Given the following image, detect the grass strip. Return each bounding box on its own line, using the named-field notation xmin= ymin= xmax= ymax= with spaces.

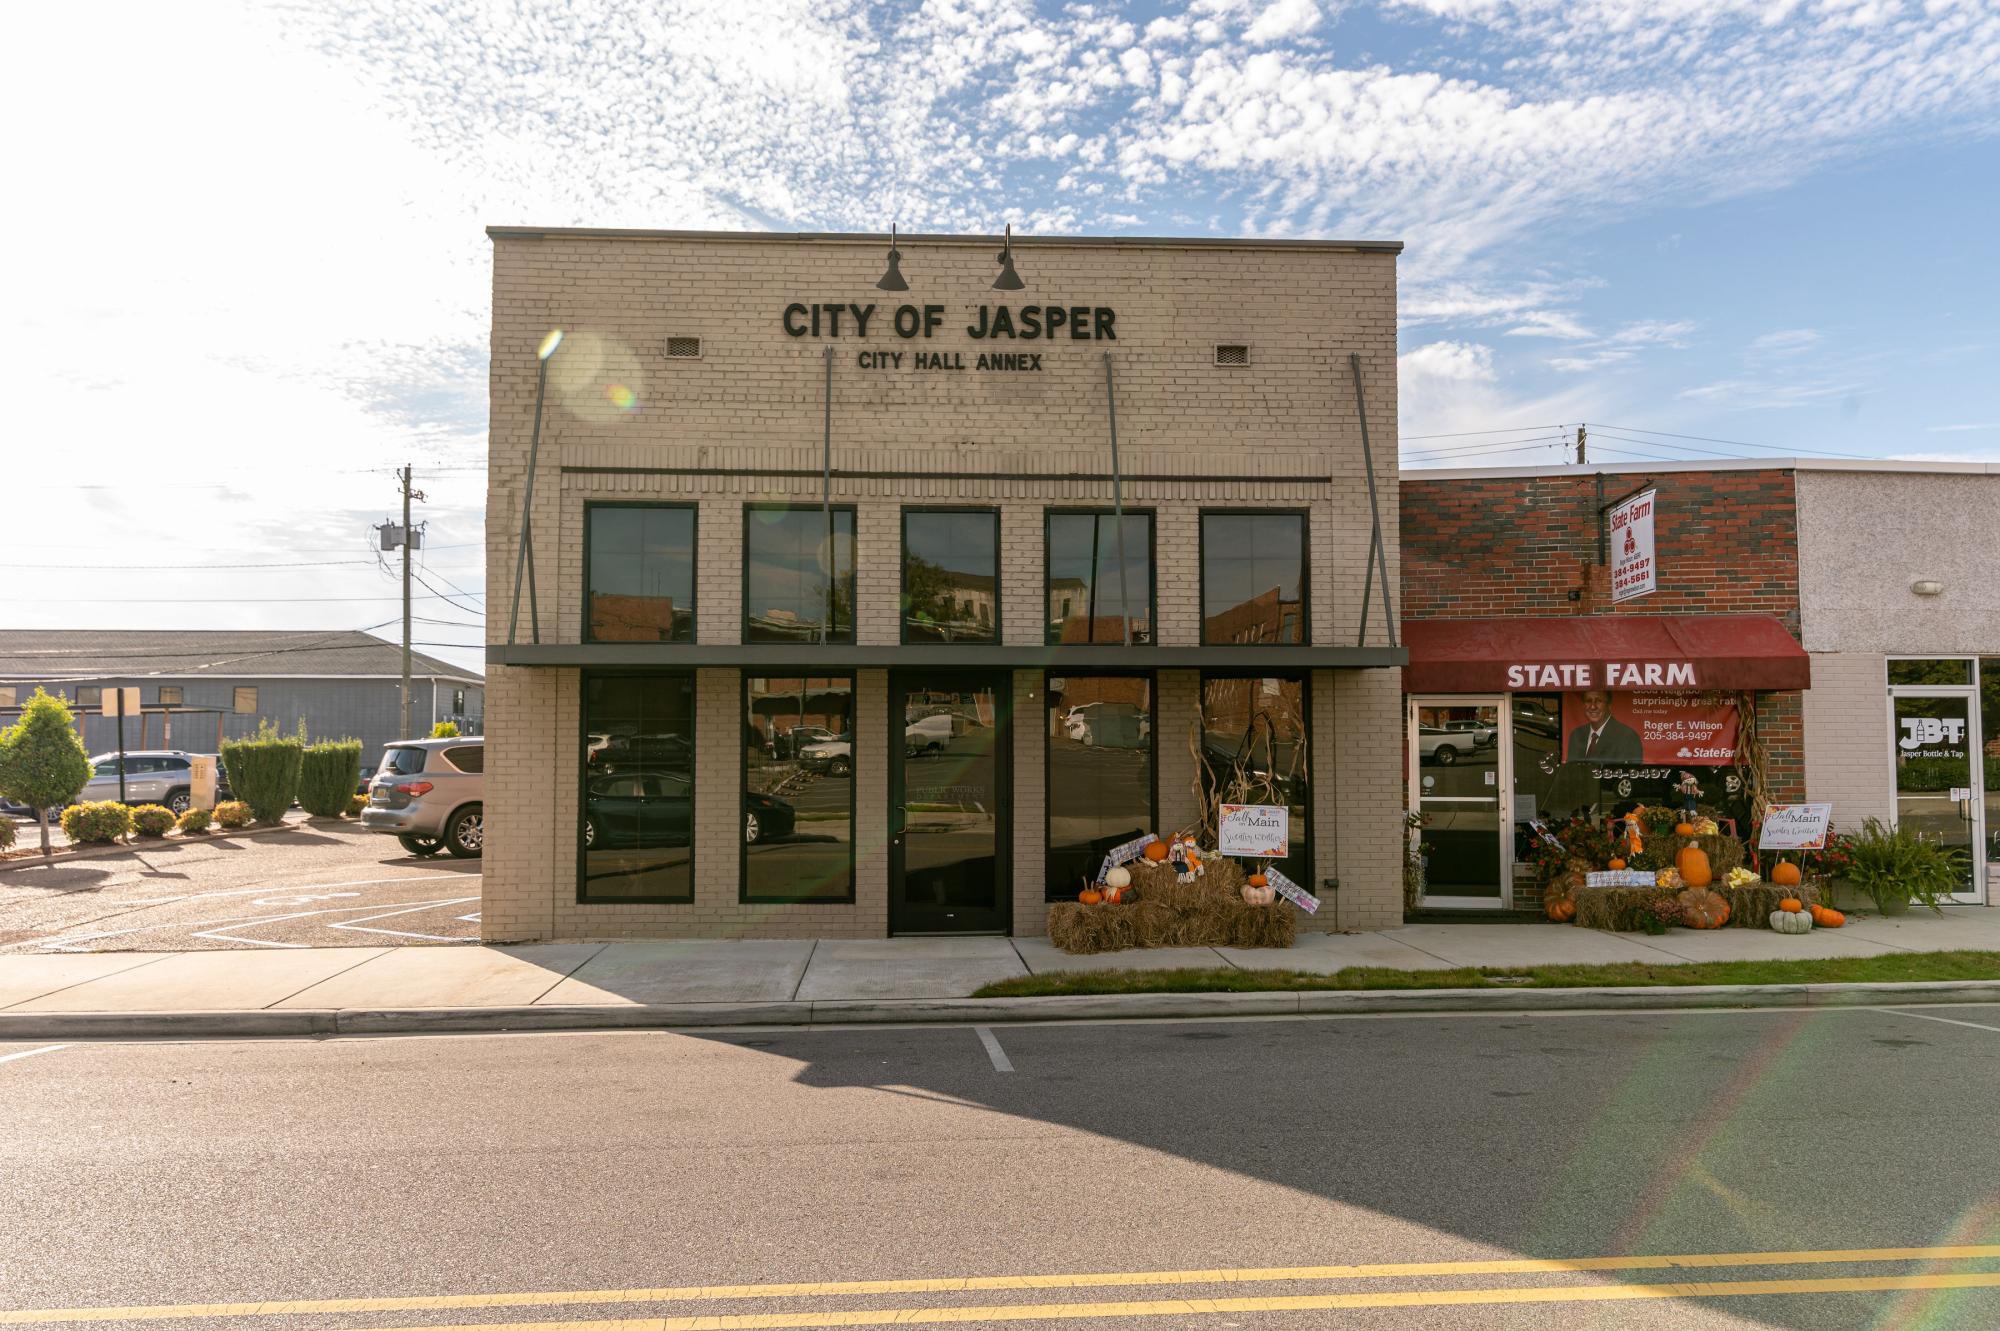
xmin=971 ymin=950 xmax=2000 ymax=998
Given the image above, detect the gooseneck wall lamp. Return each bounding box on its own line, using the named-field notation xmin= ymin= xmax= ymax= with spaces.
xmin=992 ymin=222 xmax=1026 ymax=290
xmin=875 ymin=224 xmax=909 ymax=291
xmin=507 ymin=328 xmax=563 ymax=645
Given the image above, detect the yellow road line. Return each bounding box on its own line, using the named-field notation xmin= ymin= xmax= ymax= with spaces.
xmin=155 ymin=1272 xmax=2000 ymax=1331
xmin=6 ymin=1246 xmax=2000 ymax=1325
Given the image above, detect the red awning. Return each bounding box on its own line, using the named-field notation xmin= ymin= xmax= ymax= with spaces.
xmin=1402 ymin=614 xmax=1809 ymax=693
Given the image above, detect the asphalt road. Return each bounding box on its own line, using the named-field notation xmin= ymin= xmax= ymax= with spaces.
xmin=5 ymin=1006 xmax=2000 ymax=1329
xmin=0 ymin=822 xmax=481 ymax=952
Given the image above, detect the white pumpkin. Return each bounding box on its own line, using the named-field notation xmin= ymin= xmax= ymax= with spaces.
xmin=1105 ymin=865 xmax=1132 ymax=889
xmin=1769 ymin=909 xmax=1813 ymax=934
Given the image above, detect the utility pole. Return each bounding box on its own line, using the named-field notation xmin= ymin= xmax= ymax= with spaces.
xmin=378 ymin=467 xmax=425 ymax=740
xmin=1575 ymin=424 xmax=1588 ymax=466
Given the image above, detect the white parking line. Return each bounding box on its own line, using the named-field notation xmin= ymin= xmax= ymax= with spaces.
xmin=974 ymin=1025 xmax=1014 ymax=1072
xmin=326 ymin=898 xmax=482 ymax=941
xmin=0 ymin=1044 xmax=71 ymax=1065
xmin=1872 ymin=1007 xmax=2000 ymax=1035
xmin=124 ymin=873 xmax=467 ymax=906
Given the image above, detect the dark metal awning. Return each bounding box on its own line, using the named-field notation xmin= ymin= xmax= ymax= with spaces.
xmin=486 ymin=642 xmax=1406 ymax=670
xmin=1401 ymin=614 xmax=1809 ymax=693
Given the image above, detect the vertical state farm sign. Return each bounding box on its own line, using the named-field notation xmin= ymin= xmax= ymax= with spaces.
xmin=1610 ymin=489 xmax=1657 ymax=604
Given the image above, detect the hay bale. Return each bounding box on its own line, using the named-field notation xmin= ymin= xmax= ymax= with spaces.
xmin=1046 ymin=855 xmax=1295 ymax=953
xmin=1716 ymin=881 xmax=1818 ymax=927
xmin=1571 ymin=879 xmax=1820 ymax=931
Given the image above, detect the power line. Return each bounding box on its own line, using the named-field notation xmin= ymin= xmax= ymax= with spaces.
xmin=1591 ymin=423 xmax=1882 ymax=461
xmin=14 ymin=592 xmax=488 ymax=604
xmin=1400 ymin=424 xmax=1565 ymax=441
xmin=0 ymin=559 xmax=382 ymax=571
xmin=410 ymin=568 xmax=485 ymax=615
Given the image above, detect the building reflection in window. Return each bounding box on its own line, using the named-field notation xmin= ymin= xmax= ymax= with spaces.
xmin=744 ymin=675 xmax=855 ymax=903
xmin=1046 ymin=512 xmax=1152 ymax=644
xmin=581 ymin=673 xmax=694 ymax=901
xmin=1046 ymin=675 xmax=1154 ymax=900
xmin=587 ymin=505 xmax=695 ymax=642
xmin=1201 ymin=513 xmax=1305 ymax=645
xmin=903 ymin=510 xmax=999 ymax=643
xmin=1199 ymin=675 xmax=1310 ymax=889
xmin=745 ymin=507 xmax=855 ymax=643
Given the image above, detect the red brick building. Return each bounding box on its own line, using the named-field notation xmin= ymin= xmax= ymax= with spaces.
xmin=1398 ymin=463 xmax=1811 ymax=911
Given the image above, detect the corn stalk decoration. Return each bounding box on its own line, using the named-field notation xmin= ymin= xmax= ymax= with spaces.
xmin=1190 ymin=705 xmax=1310 ymax=847
xmin=1733 ymin=690 xmax=1772 ymax=828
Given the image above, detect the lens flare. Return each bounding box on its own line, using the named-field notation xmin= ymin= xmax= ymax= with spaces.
xmin=537 ymin=328 xmax=564 ymax=360
xmin=606 ymin=383 xmax=638 ymax=411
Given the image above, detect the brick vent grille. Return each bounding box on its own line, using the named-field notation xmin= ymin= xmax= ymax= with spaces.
xmin=666 ymin=336 xmax=703 ymax=359
xmin=1214 ymin=344 xmax=1249 ymax=366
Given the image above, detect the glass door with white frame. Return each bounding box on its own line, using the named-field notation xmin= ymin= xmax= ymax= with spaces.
xmin=1411 ymin=698 xmax=1508 ymax=907
xmin=1890 ymin=690 xmax=1984 ymax=904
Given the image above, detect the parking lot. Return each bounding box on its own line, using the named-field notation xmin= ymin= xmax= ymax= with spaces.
xmin=0 ymin=821 xmax=481 ymax=952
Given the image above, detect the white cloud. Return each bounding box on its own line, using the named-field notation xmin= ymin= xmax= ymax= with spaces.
xmin=1926 ymin=422 xmax=2000 ymax=432
xmin=1507 ymin=311 xmax=1594 ymax=339
xmin=1749 ymin=328 xmax=1823 ymax=355
xmin=1400 ymin=340 xmax=1499 ymax=382
xmin=1244 ymin=0 xmax=1325 ymax=44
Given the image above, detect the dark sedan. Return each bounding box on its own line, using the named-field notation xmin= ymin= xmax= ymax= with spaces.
xmin=582 ymin=770 xmax=693 ymax=851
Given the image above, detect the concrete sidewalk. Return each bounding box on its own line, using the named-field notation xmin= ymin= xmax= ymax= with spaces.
xmin=3 ymin=910 xmax=1998 ymax=1037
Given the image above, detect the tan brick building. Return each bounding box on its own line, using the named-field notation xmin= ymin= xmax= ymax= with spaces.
xmin=481 ymin=227 xmax=1407 ymax=941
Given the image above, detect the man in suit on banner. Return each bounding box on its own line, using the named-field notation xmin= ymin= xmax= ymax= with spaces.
xmin=1567 ymin=690 xmax=1643 ymax=764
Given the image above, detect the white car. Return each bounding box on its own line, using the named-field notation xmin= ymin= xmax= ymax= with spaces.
xmin=799 ymin=736 xmax=852 ymax=777
xmin=904 ymin=713 xmax=954 ymax=756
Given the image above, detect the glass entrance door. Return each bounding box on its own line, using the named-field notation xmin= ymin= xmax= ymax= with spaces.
xmin=890 ymin=673 xmax=1010 ymax=933
xmin=1409 ymin=697 xmax=1509 ymax=908
xmin=1890 ymin=691 xmax=1984 ymax=903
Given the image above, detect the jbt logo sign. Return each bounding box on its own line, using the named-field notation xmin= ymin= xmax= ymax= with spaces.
xmin=1900 ymin=717 xmax=1966 ymax=749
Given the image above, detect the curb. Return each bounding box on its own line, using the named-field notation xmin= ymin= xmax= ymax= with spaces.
xmin=1 ymin=979 xmax=1997 ymax=1040
xmin=0 ymin=816 xmax=339 ymax=872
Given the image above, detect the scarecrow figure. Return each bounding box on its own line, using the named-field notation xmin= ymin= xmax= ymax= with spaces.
xmin=1167 ymin=836 xmax=1190 ymax=882
xmin=1674 ymin=771 xmax=1702 ymax=819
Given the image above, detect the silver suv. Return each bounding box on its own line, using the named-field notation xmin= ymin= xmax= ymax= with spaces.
xmin=74 ymin=751 xmax=224 ymax=816
xmin=358 ymin=738 xmax=484 ymax=858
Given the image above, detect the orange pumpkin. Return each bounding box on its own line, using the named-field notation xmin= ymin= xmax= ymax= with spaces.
xmin=1777 ymin=897 xmax=1804 ymax=914
xmin=1078 ymin=888 xmax=1104 ymax=905
xmin=1142 ymin=840 xmax=1170 ymax=862
xmin=1677 ymin=886 xmax=1730 ymax=929
xmin=1675 ymin=821 xmax=1697 ymax=836
xmin=1545 ymin=895 xmax=1577 ymax=923
xmin=1608 ymin=857 xmax=1627 ymax=870
xmin=1248 ymin=872 xmax=1268 ymax=888
xmin=1103 ymin=884 xmax=1128 ymax=905
xmin=1678 ymin=843 xmax=1713 ymax=888
xmin=1771 ymin=859 xmax=1802 ymax=888
xmin=1811 ymin=903 xmax=1845 ymax=928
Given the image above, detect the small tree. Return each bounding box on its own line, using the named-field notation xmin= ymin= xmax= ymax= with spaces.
xmin=219 ymin=719 xmax=305 ymax=823
xmin=298 ymin=739 xmax=362 ymax=817
xmin=430 ymin=720 xmax=460 ymax=738
xmin=0 ymin=689 xmax=93 ymax=857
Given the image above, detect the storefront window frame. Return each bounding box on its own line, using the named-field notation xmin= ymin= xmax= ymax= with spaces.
xmin=1043 ymin=508 xmax=1157 ymax=646
xmin=1887 ymin=656 xmax=1975 ymax=687
xmin=1043 ymin=670 xmax=1160 ymax=901
xmin=1199 ymin=670 xmax=1314 ymax=894
xmin=576 ymin=668 xmax=697 ymax=906
xmin=1197 ymin=508 xmax=1311 ymax=647
xmin=900 ymin=506 xmax=1002 ymax=646
xmin=741 ymin=503 xmax=858 ymax=645
xmin=740 ymin=672 xmax=857 ymax=905
xmin=583 ymin=501 xmax=699 ymax=645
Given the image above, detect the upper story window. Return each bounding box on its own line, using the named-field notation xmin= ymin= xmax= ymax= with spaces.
xmin=1888 ymin=658 xmax=1973 ymax=686
xmin=233 ymin=686 xmax=257 ymax=714
xmin=587 ymin=504 xmax=695 ymax=643
xmin=158 ymin=686 xmax=184 ymax=706
xmin=1201 ymin=512 xmax=1307 ymax=646
xmin=1046 ymin=511 xmax=1153 ymax=645
xmin=76 ymin=685 xmax=103 ymax=707
xmin=903 ymin=509 xmax=999 ymax=644
xmin=745 ymin=506 xmax=856 ymax=644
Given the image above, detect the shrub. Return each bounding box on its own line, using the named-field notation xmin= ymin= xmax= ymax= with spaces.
xmin=0 ymin=687 xmax=93 ymax=856
xmin=0 ymin=819 xmax=14 ymax=851
xmin=131 ymin=804 xmax=176 ymax=837
xmin=61 ymin=801 xmax=134 ymax=844
xmin=176 ymin=807 xmax=213 ymax=834
xmin=213 ymin=800 xmax=252 ymax=829
xmin=348 ymin=793 xmax=368 ymax=817
xmin=431 ymin=720 xmax=460 ymax=738
xmin=1841 ymin=816 xmax=1967 ymax=914
xmin=220 ymin=720 xmax=304 ymax=822
xmin=298 ymin=739 xmax=362 ymax=817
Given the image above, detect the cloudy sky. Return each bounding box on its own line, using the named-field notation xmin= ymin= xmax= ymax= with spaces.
xmin=7 ymin=0 xmax=1997 ymax=669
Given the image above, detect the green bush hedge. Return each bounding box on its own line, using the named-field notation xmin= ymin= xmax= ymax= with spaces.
xmin=177 ymin=807 xmax=213 ymax=834
xmin=0 ymin=819 xmax=14 ymax=851
xmin=213 ymin=800 xmax=252 ymax=829
xmin=131 ymin=804 xmax=176 ymax=837
xmin=299 ymin=739 xmax=362 ymax=817
xmin=61 ymin=801 xmax=133 ymax=844
xmin=220 ymin=721 xmax=303 ymax=822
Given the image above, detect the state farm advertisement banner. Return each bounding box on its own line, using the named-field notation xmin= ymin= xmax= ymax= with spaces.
xmin=1609 ymin=489 xmax=1657 ymax=603
xmin=1561 ymin=690 xmax=1739 ymax=766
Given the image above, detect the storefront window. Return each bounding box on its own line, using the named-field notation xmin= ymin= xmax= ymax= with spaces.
xmin=1889 ymin=658 xmax=1974 ymax=686
xmin=580 ymin=673 xmax=694 ymax=902
xmin=587 ymin=504 xmax=695 ymax=643
xmin=1201 ymin=513 xmax=1306 ymax=645
xmin=902 ymin=509 xmax=999 ymax=643
xmin=1200 ymin=675 xmax=1310 ymax=890
xmin=1046 ymin=512 xmax=1153 ymax=644
xmin=1046 ymin=675 xmax=1154 ymax=899
xmin=744 ymin=507 xmax=855 ymax=643
xmin=744 ymin=676 xmax=854 ymax=902
xmin=1982 ymin=659 xmax=2000 ymax=863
